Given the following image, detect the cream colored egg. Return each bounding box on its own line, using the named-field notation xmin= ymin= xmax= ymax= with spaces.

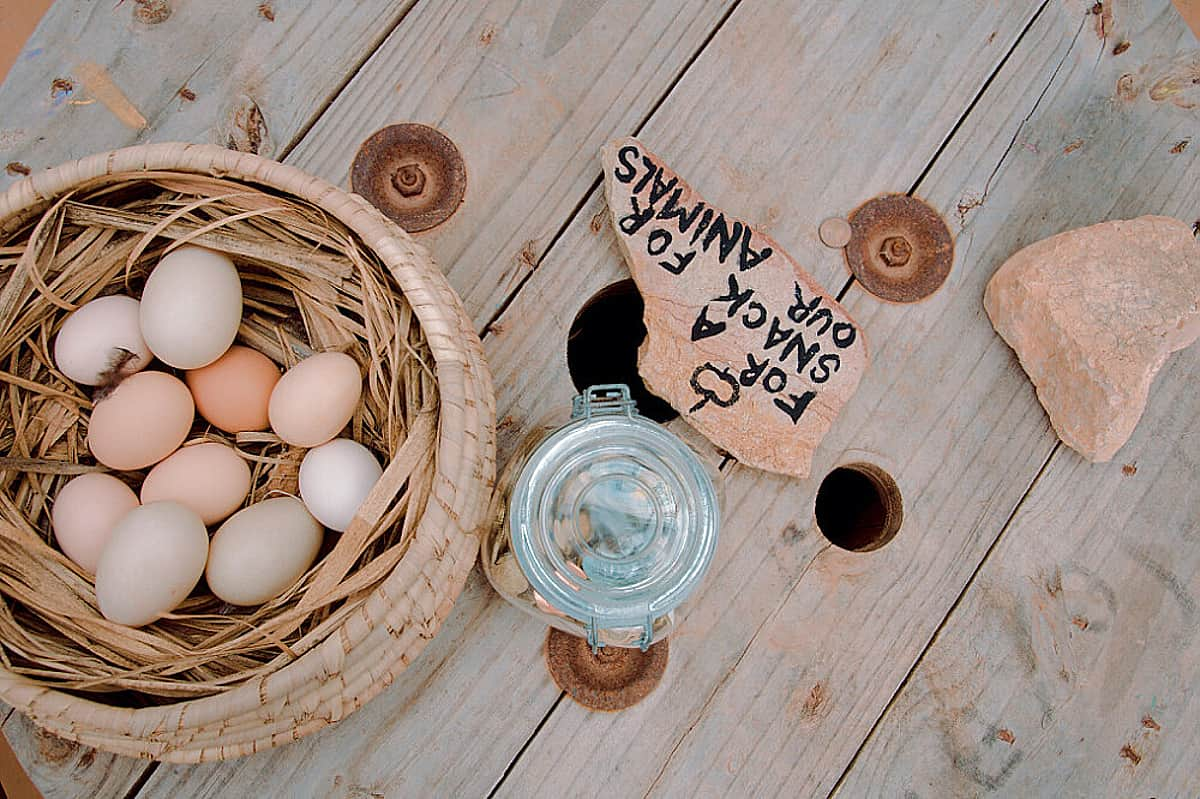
xmin=140 ymin=245 xmax=243 ymax=369
xmin=141 ymin=443 xmax=251 ymax=525
xmin=299 ymin=438 xmax=383 ymax=532
xmin=206 ymin=497 xmax=323 ymax=606
xmin=268 ymin=352 xmax=362 ymax=447
xmin=51 ymin=473 xmax=139 ymax=573
xmin=87 ymin=371 xmax=195 ymax=470
xmin=54 ymin=295 xmax=153 ymax=386
xmin=95 ymin=501 xmax=209 ymax=627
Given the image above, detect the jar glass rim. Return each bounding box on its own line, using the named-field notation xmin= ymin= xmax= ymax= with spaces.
xmin=509 ymin=387 xmax=720 ymax=636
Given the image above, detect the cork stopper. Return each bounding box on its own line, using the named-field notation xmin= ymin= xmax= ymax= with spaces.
xmin=544 ymin=627 xmax=668 ymax=711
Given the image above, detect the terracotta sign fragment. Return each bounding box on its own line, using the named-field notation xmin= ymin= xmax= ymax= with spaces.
xmin=602 ymin=137 xmax=868 ymax=478
xmin=985 ymin=216 xmax=1200 ymax=462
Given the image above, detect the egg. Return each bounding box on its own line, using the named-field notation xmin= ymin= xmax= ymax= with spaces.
xmin=95 ymin=501 xmax=209 ymax=627
xmin=139 ymin=245 xmax=243 ymax=369
xmin=185 ymin=345 xmax=280 ymax=433
xmin=206 ymin=497 xmax=323 ymax=606
xmin=141 ymin=443 xmax=251 ymax=525
xmin=87 ymin=371 xmax=194 ymax=470
xmin=53 ymin=295 xmax=153 ymax=386
xmin=298 ymin=438 xmax=383 ymax=532
xmin=51 ymin=473 xmax=139 ymax=573
xmin=268 ymin=352 xmax=362 ymax=447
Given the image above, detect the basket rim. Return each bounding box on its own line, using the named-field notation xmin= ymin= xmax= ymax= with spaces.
xmin=0 ymin=142 xmax=496 ymax=762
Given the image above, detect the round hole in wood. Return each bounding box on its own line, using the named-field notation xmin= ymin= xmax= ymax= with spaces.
xmin=545 ymin=628 xmax=669 ymax=712
xmin=814 ymin=462 xmax=903 ymax=552
xmin=566 ymin=279 xmax=678 ymax=423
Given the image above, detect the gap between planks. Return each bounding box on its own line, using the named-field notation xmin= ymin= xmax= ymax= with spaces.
xmin=121 ymin=762 xmax=160 ymax=799
xmin=486 ymin=692 xmax=567 ymax=798
xmin=480 ymin=0 xmax=747 ymax=338
xmin=278 ymin=2 xmax=423 ymax=159
xmin=831 ymin=0 xmax=1057 ymax=307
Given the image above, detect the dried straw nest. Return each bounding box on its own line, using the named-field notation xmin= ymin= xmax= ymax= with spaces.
xmin=0 ymin=144 xmax=494 ymax=762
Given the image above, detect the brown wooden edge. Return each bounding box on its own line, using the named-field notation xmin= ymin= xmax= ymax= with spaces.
xmin=0 ymin=728 xmax=44 ymax=799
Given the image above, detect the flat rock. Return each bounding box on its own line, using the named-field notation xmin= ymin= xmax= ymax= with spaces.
xmin=602 ymin=137 xmax=868 ymax=478
xmin=984 ymin=216 xmax=1200 ymax=462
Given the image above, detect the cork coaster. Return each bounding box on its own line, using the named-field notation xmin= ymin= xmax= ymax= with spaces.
xmin=844 ymin=194 xmax=953 ymax=303
xmin=545 ymin=627 xmax=669 ymax=712
xmin=351 ymin=123 xmax=466 ymax=232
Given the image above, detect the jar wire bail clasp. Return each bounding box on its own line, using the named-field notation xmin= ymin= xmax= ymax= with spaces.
xmin=585 ymin=611 xmax=656 ymax=653
xmin=572 ymin=384 xmax=637 ymax=421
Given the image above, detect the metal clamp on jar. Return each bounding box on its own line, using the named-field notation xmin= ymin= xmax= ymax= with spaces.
xmin=483 ymin=384 xmax=719 ymax=658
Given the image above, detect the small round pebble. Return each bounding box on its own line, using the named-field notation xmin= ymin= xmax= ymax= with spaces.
xmin=490 ymin=553 xmax=530 ymax=597
xmin=819 ymin=217 xmax=853 ymax=248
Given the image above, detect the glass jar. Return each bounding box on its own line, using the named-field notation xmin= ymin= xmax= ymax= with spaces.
xmin=482 ymin=384 xmax=720 ymax=650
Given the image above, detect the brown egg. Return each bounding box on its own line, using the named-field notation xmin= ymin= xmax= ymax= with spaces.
xmin=268 ymin=352 xmax=362 ymax=447
xmin=141 ymin=442 xmax=252 ymax=525
xmin=185 ymin=345 xmax=280 ymax=433
xmin=87 ymin=371 xmax=195 ymax=470
xmin=52 ymin=473 xmax=139 ymax=573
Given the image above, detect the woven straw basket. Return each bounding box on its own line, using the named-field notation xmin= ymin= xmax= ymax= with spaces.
xmin=0 ymin=143 xmax=495 ymax=762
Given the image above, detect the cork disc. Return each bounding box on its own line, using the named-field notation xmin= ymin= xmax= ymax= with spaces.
xmin=844 ymin=194 xmax=954 ymax=303
xmin=350 ymin=123 xmax=466 ymax=232
xmin=545 ymin=627 xmax=668 ymax=711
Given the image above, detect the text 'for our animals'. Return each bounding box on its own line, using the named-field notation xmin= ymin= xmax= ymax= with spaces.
xmin=602 ymin=137 xmax=867 ymax=478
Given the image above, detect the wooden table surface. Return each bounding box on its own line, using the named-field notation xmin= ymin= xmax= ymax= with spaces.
xmin=0 ymin=1 xmax=1197 ymax=797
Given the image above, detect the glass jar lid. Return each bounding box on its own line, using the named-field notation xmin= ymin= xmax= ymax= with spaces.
xmin=509 ymin=384 xmax=720 ymax=649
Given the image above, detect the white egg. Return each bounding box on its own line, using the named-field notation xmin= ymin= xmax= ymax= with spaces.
xmin=139 ymin=245 xmax=243 ymax=369
xmin=299 ymin=438 xmax=383 ymax=532
xmin=206 ymin=497 xmax=324 ymax=606
xmin=54 ymin=295 xmax=153 ymax=385
xmin=95 ymin=501 xmax=209 ymax=627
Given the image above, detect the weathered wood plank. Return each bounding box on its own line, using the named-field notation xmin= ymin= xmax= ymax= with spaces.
xmin=625 ymin=4 xmax=1200 ymax=797
xmin=0 ymin=706 xmax=145 ymax=799
xmin=489 ymin=1 xmax=1200 ymax=796
xmin=285 ymin=0 xmax=737 ymax=327
xmin=140 ymin=574 xmax=553 ymax=798
xmin=7 ymin=1 xmax=1195 ymax=797
xmin=831 ymin=3 xmax=1200 ymax=791
xmin=835 ymin=354 xmax=1200 ymax=798
xmin=0 ymin=0 xmax=417 ymax=175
